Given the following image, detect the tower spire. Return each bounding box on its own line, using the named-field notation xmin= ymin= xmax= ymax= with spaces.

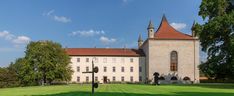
xmin=162 ymin=14 xmax=168 ymax=22
xmin=138 ymin=33 xmax=143 ymax=48
xmin=191 ymin=20 xmax=196 ymax=37
xmin=147 ymin=20 xmax=154 ymax=38
xmin=148 ymin=20 xmax=154 ymax=29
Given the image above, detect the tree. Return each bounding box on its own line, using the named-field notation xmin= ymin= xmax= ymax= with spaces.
xmin=195 ymin=0 xmax=234 ymax=80
xmin=153 ymin=72 xmax=159 ymax=85
xmin=13 ymin=40 xmax=73 ymax=86
xmin=0 ymin=66 xmax=19 ymax=88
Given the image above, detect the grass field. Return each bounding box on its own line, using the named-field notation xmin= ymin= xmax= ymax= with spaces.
xmin=0 ymin=84 xmax=234 ymax=96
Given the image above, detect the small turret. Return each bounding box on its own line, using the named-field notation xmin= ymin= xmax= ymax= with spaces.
xmin=138 ymin=33 xmax=143 ymax=48
xmin=191 ymin=21 xmax=196 ymax=37
xmin=147 ymin=20 xmax=154 ymax=38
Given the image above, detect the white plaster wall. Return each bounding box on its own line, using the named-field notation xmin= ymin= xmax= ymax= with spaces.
xmin=146 ymin=39 xmax=200 ymax=83
xmin=70 ymin=56 xmax=143 ymax=83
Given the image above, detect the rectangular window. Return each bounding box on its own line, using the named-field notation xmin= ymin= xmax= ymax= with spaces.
xmin=77 ymin=66 xmax=80 ymax=72
xmin=77 ymin=76 xmax=80 ymax=82
xmin=139 ymin=66 xmax=142 ymax=72
xmin=130 ymin=76 xmax=133 ymax=82
xmin=113 ymin=67 xmax=116 ymax=72
xmin=95 ymin=58 xmax=98 ymax=63
xmin=86 ymin=76 xmax=89 ymax=82
xmin=95 ymin=76 xmax=98 ymax=82
xmin=86 ymin=66 xmax=89 ymax=72
xmin=77 ymin=58 xmax=80 ymax=62
xmin=121 ymin=67 xmax=124 ymax=72
xmin=112 ymin=58 xmax=116 ymax=63
xmin=130 ymin=58 xmax=134 ymax=63
xmin=104 ymin=66 xmax=107 ymax=72
xmin=121 ymin=57 xmax=125 ymax=63
xmin=86 ymin=58 xmax=89 ymax=62
xmin=121 ymin=76 xmax=124 ymax=82
xmin=139 ymin=76 xmax=142 ymax=82
xmin=130 ymin=67 xmax=133 ymax=72
xmin=112 ymin=76 xmax=116 ymax=82
xmin=103 ymin=58 xmax=107 ymax=63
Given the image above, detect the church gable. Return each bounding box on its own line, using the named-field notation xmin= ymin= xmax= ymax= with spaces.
xmin=154 ymin=15 xmax=194 ymax=40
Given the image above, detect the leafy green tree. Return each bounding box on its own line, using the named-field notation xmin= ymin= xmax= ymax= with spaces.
xmin=0 ymin=66 xmax=19 ymax=88
xmin=195 ymin=0 xmax=234 ymax=80
xmin=13 ymin=40 xmax=73 ymax=86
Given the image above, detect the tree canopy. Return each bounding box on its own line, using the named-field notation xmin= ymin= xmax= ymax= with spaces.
xmin=195 ymin=0 xmax=234 ymax=80
xmin=13 ymin=41 xmax=73 ymax=86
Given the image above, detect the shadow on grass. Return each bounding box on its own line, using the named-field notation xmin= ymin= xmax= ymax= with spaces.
xmin=176 ymin=83 xmax=234 ymax=89
xmin=32 ymin=91 xmax=234 ymax=96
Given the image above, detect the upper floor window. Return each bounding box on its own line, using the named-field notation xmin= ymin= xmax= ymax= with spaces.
xmin=95 ymin=58 xmax=98 ymax=63
xmin=170 ymin=51 xmax=178 ymax=71
xmin=103 ymin=58 xmax=107 ymax=63
xmin=112 ymin=58 xmax=116 ymax=63
xmin=130 ymin=58 xmax=134 ymax=63
xmin=86 ymin=66 xmax=89 ymax=72
xmin=104 ymin=66 xmax=107 ymax=72
xmin=121 ymin=67 xmax=124 ymax=72
xmin=77 ymin=66 xmax=80 ymax=72
xmin=86 ymin=58 xmax=89 ymax=62
xmin=130 ymin=67 xmax=133 ymax=72
xmin=113 ymin=67 xmax=116 ymax=72
xmin=77 ymin=58 xmax=80 ymax=62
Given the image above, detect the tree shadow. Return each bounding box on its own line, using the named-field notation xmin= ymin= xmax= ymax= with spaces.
xmin=32 ymin=91 xmax=234 ymax=96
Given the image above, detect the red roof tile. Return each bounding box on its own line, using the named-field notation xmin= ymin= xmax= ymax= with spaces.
xmin=65 ymin=48 xmax=145 ymax=57
xmin=154 ymin=15 xmax=194 ymax=40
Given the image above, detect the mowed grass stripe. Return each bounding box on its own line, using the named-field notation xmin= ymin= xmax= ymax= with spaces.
xmin=0 ymin=84 xmax=234 ymax=96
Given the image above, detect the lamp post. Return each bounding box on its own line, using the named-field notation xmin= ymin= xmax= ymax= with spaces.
xmin=82 ymin=57 xmax=99 ymax=96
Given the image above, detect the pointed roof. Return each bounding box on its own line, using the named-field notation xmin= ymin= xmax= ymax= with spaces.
xmin=147 ymin=20 xmax=154 ymax=29
xmin=154 ymin=15 xmax=194 ymax=39
xmin=138 ymin=33 xmax=143 ymax=42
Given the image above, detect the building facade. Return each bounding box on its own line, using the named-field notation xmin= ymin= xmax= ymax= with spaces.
xmin=66 ymin=15 xmax=200 ymax=84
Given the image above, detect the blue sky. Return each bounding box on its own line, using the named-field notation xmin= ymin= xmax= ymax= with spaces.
xmin=0 ymin=0 xmax=205 ymax=67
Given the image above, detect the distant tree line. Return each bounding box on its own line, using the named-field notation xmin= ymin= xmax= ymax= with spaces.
xmin=0 ymin=41 xmax=73 ymax=88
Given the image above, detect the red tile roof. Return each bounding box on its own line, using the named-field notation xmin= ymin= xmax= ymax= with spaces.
xmin=154 ymin=15 xmax=194 ymax=40
xmin=65 ymin=48 xmax=145 ymax=57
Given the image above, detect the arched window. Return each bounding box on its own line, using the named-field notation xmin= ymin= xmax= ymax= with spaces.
xmin=183 ymin=77 xmax=190 ymax=81
xmin=171 ymin=76 xmax=178 ymax=80
xmin=170 ymin=51 xmax=178 ymax=71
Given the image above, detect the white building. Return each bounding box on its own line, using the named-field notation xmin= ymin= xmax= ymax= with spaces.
xmin=66 ymin=15 xmax=200 ymax=84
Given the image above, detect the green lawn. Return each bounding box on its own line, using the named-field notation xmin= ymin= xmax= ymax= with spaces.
xmin=0 ymin=84 xmax=234 ymax=96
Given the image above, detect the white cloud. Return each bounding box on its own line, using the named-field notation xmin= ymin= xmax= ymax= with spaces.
xmin=70 ymin=29 xmax=105 ymax=37
xmin=43 ymin=10 xmax=71 ymax=23
xmin=0 ymin=30 xmax=15 ymax=40
xmin=100 ymin=36 xmax=116 ymax=45
xmin=170 ymin=22 xmax=187 ymax=30
xmin=0 ymin=30 xmax=31 ymax=46
xmin=12 ymin=36 xmax=31 ymax=44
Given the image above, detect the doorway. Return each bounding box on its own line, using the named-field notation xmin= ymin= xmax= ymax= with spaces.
xmin=103 ymin=76 xmax=107 ymax=83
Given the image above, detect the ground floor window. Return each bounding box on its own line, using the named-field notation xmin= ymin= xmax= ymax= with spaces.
xmin=77 ymin=76 xmax=80 ymax=82
xmin=139 ymin=76 xmax=142 ymax=82
xmin=112 ymin=76 xmax=116 ymax=82
xmin=121 ymin=76 xmax=124 ymax=82
xmin=130 ymin=76 xmax=133 ymax=82
xmin=86 ymin=76 xmax=89 ymax=82
xmin=95 ymin=76 xmax=98 ymax=82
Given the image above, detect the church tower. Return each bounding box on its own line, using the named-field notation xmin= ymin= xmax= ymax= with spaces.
xmin=138 ymin=33 xmax=143 ymax=48
xmin=147 ymin=20 xmax=154 ymax=38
